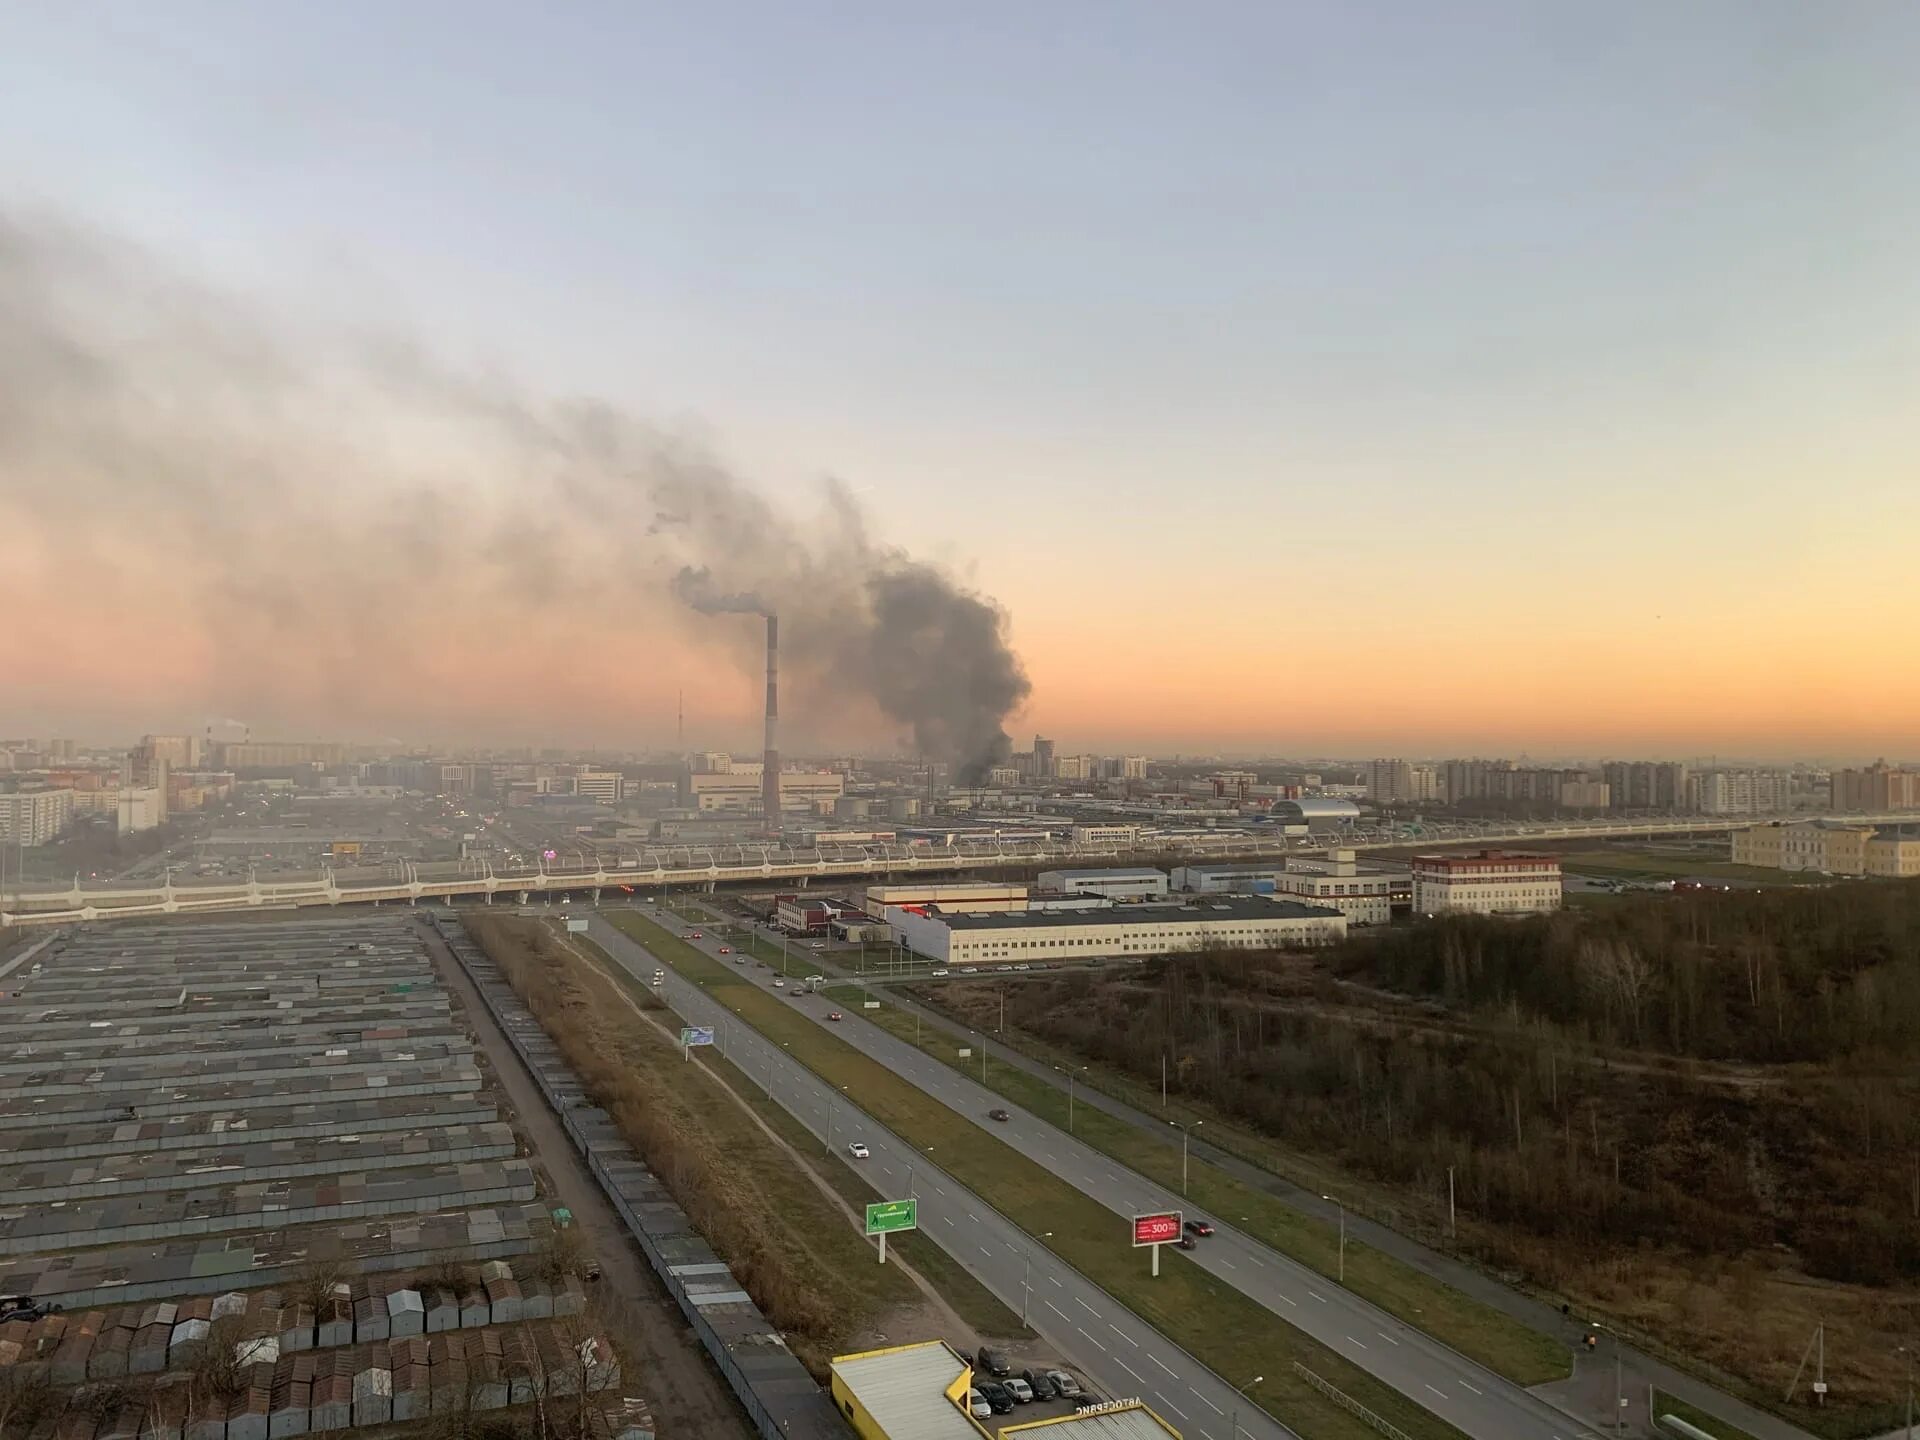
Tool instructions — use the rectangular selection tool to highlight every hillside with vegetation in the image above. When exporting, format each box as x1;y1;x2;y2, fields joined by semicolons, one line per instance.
925;879;1920;1433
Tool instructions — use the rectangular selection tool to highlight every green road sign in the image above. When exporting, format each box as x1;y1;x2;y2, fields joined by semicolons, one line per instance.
864;1199;918;1236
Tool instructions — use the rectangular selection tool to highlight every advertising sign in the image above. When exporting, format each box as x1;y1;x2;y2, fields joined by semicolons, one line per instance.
1132;1212;1182;1247
679;1026;715;1049
864;1199;918;1236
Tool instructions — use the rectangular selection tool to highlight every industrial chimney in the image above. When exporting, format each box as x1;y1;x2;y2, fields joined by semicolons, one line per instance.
762;614;780;825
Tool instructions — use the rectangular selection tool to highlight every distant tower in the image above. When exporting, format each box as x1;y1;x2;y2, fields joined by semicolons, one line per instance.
677;690;684;751
762;616;781;823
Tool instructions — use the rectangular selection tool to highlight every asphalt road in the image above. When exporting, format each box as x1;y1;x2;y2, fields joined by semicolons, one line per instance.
588;913;1296;1440
624;905;1622;1440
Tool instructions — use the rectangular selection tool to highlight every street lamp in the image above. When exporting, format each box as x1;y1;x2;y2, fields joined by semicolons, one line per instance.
1171;1119;1203;1195
1057;1064;1087;1134
1230;1373;1263;1440
1021;1232;1053;1325
906;1146;933;1199
1322;1194;1346;1283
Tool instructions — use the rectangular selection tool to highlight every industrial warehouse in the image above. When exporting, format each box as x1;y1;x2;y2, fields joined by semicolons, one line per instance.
885;895;1347;966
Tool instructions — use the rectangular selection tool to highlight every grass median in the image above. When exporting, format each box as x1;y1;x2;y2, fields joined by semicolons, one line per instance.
825;983;1568;1386
608;910;1470;1440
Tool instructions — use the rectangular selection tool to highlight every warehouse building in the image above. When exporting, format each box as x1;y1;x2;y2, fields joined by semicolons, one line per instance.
1034;867;1169;901
1175;850;1403;924
858;882;1029;918
889;896;1346;966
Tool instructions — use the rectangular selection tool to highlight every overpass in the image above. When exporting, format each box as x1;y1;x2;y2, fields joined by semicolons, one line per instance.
2;812;1903;928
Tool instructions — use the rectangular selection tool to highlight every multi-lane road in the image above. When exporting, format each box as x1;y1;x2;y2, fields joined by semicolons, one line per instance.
587;913;1293;1440
590;910;1619;1440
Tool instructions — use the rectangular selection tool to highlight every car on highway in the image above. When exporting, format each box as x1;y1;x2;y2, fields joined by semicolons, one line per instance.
809;941;826;950
975;1381;1014;1414
680;932;697;939
827;1011;843;1021
771;978;785;988
1175;1234;1198;1250
717;946;731;954
1045;1370;1084;1399
1021;1369;1058;1400
1003;1377;1034;1404
847;1142;869;1159
1184;1219;1215;1237
976;1347;1011;1376
987;1108;1011;1122
967;1390;992;1421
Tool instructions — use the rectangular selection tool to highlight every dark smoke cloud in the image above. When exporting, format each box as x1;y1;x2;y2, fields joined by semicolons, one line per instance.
0;209;1030;775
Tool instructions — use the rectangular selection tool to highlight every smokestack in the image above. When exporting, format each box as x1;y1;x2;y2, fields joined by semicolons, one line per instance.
762;614;780;825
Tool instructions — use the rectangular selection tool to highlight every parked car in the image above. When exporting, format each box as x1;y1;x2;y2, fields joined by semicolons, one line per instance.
1184;1219;1215;1237
0;1296;56;1323
993;964;1013;972
987;1108;1011;1122
967;1390;992;1420
582;1260;602;1282
827;1011;843;1021
1004;1377;1034;1404
847;1142;870;1160
975;1381;1015;1414
1045;1370;1084;1399
976;1347;1011;1377
930;968;949;977
1012;963;1031;971
1021;1369;1059;1401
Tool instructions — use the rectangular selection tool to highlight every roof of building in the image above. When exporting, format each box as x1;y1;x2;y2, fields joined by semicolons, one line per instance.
938;897;1342;931
999;1401;1182;1438
1411;849;1558;869
1035;868;1168;882
830;1342;979;1440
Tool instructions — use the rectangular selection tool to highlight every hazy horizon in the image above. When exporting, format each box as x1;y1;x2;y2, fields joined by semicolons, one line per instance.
4;3;1918;760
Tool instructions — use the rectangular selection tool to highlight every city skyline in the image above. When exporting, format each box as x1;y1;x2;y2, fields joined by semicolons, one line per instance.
5;4;1920;756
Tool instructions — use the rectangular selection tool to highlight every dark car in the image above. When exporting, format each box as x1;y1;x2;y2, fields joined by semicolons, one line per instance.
0;1296;56;1323
975;1380;1015;1414
976;1346;1011;1377
1184;1219;1215;1237
1175;1234;1197;1250
987;1108;1011;1122
1021;1369;1059;1400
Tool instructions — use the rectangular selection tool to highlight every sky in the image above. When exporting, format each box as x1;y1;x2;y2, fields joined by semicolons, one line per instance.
2;1;1918;761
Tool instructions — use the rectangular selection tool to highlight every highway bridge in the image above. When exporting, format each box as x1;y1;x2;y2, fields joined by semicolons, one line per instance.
2;811;1903;927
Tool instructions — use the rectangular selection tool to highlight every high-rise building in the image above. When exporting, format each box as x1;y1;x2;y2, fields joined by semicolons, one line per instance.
573;770;626;805
1831;761;1920;813
1691;769;1792;816
1032;736;1056;779
0;788;75;846
1601;761;1690;811
1054;754;1090;781
1122;756;1149;781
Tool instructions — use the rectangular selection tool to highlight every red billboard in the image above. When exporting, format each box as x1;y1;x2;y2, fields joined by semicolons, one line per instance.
1132;1212;1182;1247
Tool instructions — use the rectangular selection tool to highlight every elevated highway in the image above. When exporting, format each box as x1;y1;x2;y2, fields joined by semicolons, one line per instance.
3;812;1901;928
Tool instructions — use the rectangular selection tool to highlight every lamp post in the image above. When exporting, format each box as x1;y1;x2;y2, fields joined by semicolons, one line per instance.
1057;1065;1087;1133
906;1146;933;1199
1322;1194;1346;1283
1230;1373;1263;1440
1021;1232;1052;1325
1171;1119;1202;1195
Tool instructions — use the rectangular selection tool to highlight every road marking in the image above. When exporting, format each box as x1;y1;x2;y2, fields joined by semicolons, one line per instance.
1376;1330;1400;1346
1218;1258;1237;1270
1148;1354;1177;1378
979;1247;992;1257
1248;1254;1266;1266
1160;1397;1188;1420
1046;1302;1071;1323
967;1212;980;1222
1197;1392;1223;1414
1345;1335;1368;1349
1077;1298;1102;1319
934;1186;946;1196
1278;1293;1296;1306
940;1216;953;1227
1114;1358;1144;1384
1426;1385;1448;1399
1085;1333;1108;1353
1048;1275;1062;1287
1308;1290;1327;1302
1111;1325;1137;1346
1459;1381;1482;1396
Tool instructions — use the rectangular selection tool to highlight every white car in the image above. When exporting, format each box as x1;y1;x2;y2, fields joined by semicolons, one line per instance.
772;978;785;988
847;1142;870;1160
1004;1378;1034;1404
930;968;949;977
967;1390;991;1420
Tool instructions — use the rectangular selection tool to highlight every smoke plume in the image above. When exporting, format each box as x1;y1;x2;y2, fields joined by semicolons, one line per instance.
0;210;1030;777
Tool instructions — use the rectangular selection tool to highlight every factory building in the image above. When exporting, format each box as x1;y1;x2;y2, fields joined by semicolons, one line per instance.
680;766;845;813
1175;850;1400;924
1411;850;1562;916
1263;797;1361;834
859;882;1028;918
889;896;1347;966
1034;867;1169;901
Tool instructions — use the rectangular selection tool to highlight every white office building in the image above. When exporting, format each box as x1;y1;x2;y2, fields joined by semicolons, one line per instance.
1411;850;1562;915
889;897;1347;966
1034;867;1169;901
573;770;626;805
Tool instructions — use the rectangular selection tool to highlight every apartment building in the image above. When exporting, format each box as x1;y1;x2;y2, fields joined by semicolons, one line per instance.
1691;770;1792;816
1831;762;1920;813
0;788;76;846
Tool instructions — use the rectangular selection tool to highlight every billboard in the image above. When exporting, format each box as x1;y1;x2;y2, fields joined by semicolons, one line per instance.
864;1199;918;1236
1132;1212;1182;1247
679;1026;715;1049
